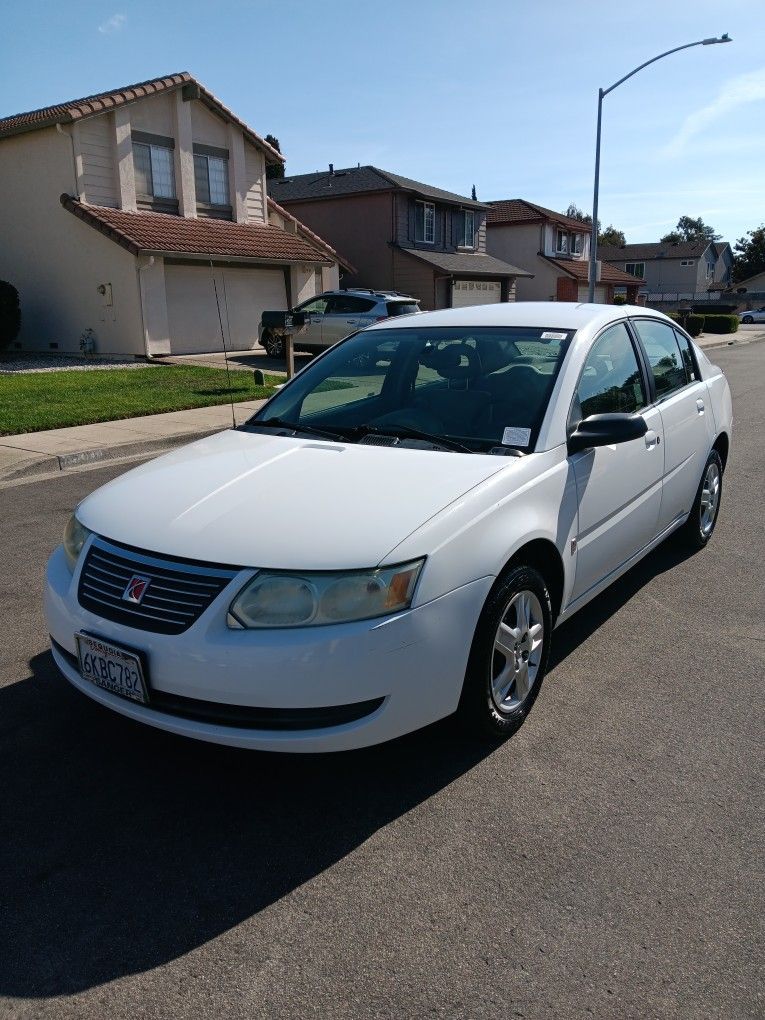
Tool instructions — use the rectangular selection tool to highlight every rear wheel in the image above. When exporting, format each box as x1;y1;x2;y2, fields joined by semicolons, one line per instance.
262;330;284;358
458;565;552;740
678;448;723;550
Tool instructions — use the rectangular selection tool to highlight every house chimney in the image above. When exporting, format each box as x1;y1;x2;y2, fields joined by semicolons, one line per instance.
329;163;334;175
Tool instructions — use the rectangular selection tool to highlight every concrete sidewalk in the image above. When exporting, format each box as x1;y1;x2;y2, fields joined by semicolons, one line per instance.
0;398;267;484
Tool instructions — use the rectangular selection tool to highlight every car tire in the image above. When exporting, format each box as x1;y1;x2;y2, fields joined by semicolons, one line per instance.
742;315;753;324
262;331;285;359
678;448;723;550
458;564;553;741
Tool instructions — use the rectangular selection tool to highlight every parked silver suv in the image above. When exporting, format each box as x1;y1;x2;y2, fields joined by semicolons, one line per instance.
259;289;420;358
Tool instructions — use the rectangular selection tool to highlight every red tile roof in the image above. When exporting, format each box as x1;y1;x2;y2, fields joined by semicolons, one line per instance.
61;196;332;264
539;255;643;286
487;199;591;233
0;72;283;164
267;197;355;273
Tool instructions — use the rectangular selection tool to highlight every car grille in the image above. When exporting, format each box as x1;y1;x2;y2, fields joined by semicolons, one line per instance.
77;538;241;635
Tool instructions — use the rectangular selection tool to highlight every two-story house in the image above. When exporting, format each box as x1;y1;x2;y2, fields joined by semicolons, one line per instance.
599;240;734;306
485;199;643;304
0;72;351;356
268;166;531;310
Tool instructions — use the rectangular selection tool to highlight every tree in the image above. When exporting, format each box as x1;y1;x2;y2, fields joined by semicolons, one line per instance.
732;224;765;283
565;204;624;246
599;225;626;247
661;215;720;244
265;134;285;180
471;184;477;201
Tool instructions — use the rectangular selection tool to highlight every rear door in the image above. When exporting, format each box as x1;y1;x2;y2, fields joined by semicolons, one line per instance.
630;318;715;533
321;295;378;346
569;321;664;602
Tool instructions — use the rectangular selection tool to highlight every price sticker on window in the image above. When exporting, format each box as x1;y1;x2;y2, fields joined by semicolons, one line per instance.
502;426;531;447
540;331;567;341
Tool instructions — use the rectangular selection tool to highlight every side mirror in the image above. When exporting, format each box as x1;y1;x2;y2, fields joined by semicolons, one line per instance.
567;412;648;455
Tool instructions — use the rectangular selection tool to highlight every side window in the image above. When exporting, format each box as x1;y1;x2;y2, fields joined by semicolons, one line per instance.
325;295;376;315
632;320;688;398
672;329;698;382
572;323;646;423
297;297;329;315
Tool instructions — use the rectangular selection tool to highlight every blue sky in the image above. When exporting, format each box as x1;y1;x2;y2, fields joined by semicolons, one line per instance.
1;0;762;244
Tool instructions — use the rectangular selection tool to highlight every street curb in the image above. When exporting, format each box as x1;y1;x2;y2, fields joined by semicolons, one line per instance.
0;426;226;485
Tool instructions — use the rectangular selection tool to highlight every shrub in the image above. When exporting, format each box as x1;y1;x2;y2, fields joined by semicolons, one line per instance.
668;312;705;337
692;303;737;316
613;294;627;305
702;314;739;334
0;280;20;350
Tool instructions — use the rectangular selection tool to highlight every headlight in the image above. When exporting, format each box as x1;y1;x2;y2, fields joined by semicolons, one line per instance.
63;514;92;573
228;559;424;628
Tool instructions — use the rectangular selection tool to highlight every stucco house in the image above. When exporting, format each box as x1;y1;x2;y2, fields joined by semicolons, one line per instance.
269;166;531;310
0;72;350;356
599;240;734;305
485;199;643;304
727;268;765;308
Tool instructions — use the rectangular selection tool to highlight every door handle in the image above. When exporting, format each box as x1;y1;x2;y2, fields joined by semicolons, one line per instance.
696;398;705;414
644;429;659;449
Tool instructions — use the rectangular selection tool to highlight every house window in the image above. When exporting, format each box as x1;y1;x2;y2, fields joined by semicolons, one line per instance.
680;260;695;267
556;229;569;254
132;139;176;200
415;201;435;244
570;233;582;255
625;262;645;279
193;146;230;208
457;210;475;247
706;261;715;281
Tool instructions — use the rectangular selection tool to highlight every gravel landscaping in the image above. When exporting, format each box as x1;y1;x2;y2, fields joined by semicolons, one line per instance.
0;352;154;374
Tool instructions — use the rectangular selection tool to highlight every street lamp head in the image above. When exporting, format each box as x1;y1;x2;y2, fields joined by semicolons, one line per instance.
702;33;732;44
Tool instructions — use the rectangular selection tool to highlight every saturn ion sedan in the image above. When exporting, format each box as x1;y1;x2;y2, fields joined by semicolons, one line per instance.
45;303;732;752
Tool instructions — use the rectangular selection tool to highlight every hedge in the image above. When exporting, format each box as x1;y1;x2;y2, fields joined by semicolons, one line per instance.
701;314;739;334
668;312;705;338
0;280;20;351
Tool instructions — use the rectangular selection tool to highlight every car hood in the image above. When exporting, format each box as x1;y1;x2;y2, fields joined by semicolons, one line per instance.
78;429;507;570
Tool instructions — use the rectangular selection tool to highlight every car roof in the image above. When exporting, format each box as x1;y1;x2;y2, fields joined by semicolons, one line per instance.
365;301;674;332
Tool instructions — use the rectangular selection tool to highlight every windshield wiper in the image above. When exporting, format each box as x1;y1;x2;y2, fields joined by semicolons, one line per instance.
356;423;473;454
248;417;348;442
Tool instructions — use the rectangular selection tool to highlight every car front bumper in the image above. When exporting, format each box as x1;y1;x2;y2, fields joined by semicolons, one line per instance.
45;545;492;752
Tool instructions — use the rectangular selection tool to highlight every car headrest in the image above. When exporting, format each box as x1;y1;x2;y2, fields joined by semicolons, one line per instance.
425;343;482;381
477;339;515;376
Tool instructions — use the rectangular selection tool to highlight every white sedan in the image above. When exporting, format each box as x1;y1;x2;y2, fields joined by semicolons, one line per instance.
739;307;765;324
45;303;732;752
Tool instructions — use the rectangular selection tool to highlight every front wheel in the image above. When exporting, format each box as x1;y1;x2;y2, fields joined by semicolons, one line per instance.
742;315;753;324
678;448;723;550
261;330;285;358
458;565;553;740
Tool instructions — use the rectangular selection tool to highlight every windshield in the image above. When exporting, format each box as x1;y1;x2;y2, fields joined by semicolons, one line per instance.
247;326;573;452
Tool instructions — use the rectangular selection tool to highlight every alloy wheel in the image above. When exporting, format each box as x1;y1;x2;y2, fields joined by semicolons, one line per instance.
700;461;721;536
490;589;544;712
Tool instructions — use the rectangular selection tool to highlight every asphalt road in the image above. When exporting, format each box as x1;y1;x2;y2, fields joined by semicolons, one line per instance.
1;344;763;1019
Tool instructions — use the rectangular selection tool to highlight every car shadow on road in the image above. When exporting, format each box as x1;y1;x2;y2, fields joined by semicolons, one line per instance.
0;652;493;998
0;538;696;999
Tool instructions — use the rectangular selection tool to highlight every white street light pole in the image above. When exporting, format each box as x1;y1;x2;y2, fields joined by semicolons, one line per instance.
587;34;731;303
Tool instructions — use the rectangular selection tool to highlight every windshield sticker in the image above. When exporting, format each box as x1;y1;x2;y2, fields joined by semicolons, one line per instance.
502;426;531;447
540;331;567;341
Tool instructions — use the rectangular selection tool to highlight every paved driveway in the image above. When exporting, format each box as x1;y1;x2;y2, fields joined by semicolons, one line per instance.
1;345;762;1019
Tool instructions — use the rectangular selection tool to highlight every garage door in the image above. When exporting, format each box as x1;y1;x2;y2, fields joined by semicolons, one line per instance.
166;264;287;354
578;284;608;303
452;280;501;308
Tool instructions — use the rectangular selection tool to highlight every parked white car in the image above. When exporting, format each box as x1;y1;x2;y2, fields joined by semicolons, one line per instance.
46;303;732;753
738;307;765;324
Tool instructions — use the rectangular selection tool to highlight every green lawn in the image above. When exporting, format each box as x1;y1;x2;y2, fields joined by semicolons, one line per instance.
0;365;282;435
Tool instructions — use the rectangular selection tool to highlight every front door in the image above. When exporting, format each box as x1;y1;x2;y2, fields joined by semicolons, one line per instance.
569;322;664;602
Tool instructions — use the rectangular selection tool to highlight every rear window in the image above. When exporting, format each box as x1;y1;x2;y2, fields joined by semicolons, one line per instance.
386;301;419;317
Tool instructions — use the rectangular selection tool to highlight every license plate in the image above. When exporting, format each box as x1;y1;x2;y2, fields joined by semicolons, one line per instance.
76;633;148;705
